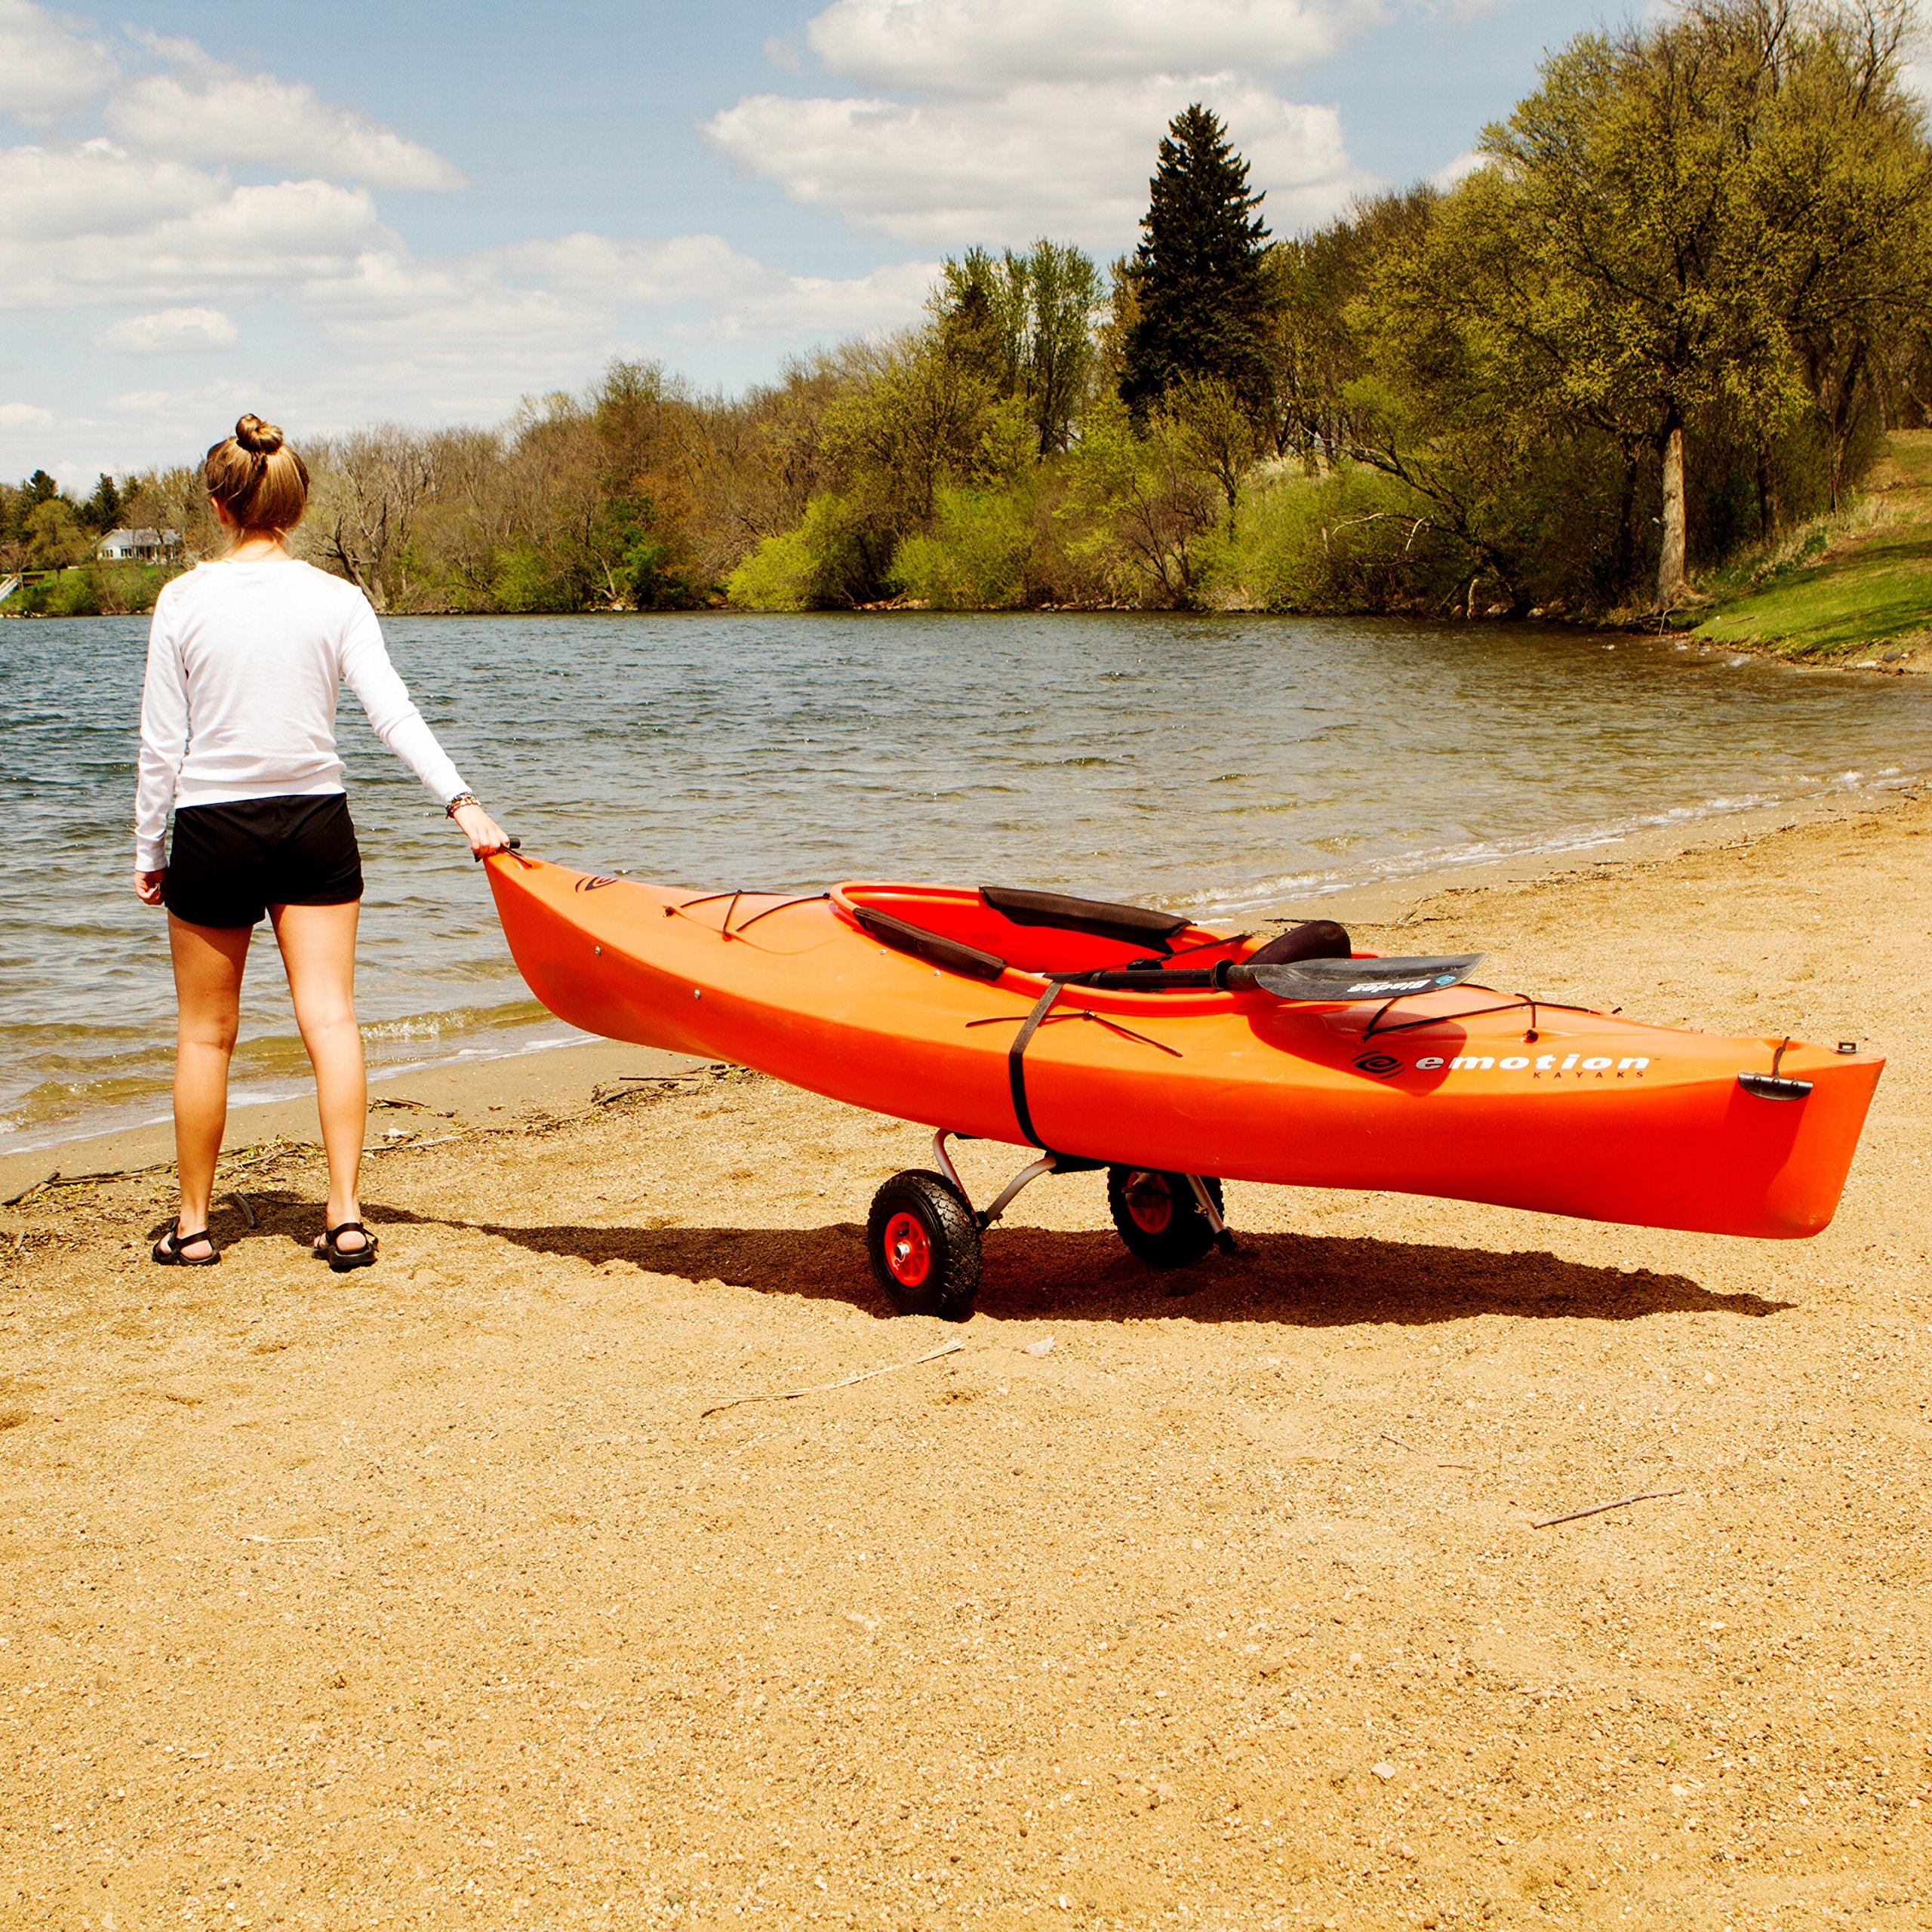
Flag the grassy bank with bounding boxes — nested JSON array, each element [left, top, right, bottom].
[[0, 560, 176, 617], [1690, 429, 1932, 664]]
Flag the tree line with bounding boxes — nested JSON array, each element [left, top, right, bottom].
[[7, 0, 1928, 623], [0, 467, 199, 613]]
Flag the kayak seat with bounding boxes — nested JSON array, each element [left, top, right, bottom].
[[980, 886, 1189, 952], [1248, 919, 1352, 967]]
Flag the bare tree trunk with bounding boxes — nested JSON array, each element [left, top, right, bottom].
[[1755, 446, 1778, 540], [328, 521, 370, 600], [1827, 340, 1869, 512], [1656, 413, 1690, 613], [1613, 446, 1638, 593]]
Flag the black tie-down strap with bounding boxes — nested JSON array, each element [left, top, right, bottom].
[[969, 981, 1183, 1156], [1005, 981, 1063, 1152]]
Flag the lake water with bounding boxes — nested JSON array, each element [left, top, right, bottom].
[[5, 611, 1929, 1155]]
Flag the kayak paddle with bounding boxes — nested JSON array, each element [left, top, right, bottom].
[[1066, 953, 1485, 1001]]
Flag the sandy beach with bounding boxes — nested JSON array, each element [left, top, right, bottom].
[[3, 791, 1929, 1931]]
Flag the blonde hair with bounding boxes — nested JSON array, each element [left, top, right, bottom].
[[205, 414, 309, 537]]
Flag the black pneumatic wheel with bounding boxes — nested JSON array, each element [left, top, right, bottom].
[[866, 1170, 982, 1320], [1107, 1167, 1225, 1269]]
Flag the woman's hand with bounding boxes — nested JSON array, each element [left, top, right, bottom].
[[135, 868, 167, 905], [451, 801, 512, 859]]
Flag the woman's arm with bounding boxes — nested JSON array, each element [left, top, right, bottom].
[[133, 595, 188, 898], [340, 599, 508, 854]]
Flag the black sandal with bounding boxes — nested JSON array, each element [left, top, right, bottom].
[[152, 1223, 220, 1267], [314, 1220, 379, 1272]]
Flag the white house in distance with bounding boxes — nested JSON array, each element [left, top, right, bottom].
[[97, 528, 181, 563]]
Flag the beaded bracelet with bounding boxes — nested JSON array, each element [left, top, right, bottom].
[[445, 791, 481, 818]]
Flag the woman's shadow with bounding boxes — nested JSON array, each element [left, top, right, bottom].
[[340, 1201, 1790, 1328]]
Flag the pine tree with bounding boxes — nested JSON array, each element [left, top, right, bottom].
[[81, 472, 123, 534], [1118, 105, 1273, 423]]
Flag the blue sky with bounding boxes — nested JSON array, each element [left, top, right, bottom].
[[1, 0, 1628, 482]]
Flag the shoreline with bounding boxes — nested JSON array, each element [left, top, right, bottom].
[[9, 774, 1917, 1203], [1297, 775, 1924, 923], [0, 1038, 712, 1204], [8, 597, 1926, 669]]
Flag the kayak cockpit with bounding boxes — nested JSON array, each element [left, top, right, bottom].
[[832, 881, 1354, 988]]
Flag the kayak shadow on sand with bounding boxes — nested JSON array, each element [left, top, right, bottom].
[[356, 1203, 1792, 1328]]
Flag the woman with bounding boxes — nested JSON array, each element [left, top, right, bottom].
[[134, 414, 508, 1271]]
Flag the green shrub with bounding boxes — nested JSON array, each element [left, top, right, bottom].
[[890, 486, 1034, 608], [1223, 466, 1434, 611], [2, 564, 187, 617], [490, 548, 577, 614], [724, 528, 817, 611], [45, 569, 103, 617], [123, 565, 171, 613], [724, 494, 875, 610]]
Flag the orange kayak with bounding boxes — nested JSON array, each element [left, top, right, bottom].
[[486, 851, 1881, 1304]]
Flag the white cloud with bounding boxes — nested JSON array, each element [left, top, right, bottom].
[[0, 144, 386, 307], [0, 139, 217, 243], [1431, 146, 1490, 189], [105, 53, 466, 191], [702, 259, 940, 339], [5, 379, 256, 482], [0, 10, 946, 467], [296, 241, 943, 407], [100, 379, 250, 419], [489, 232, 934, 339], [0, 0, 117, 121], [94, 304, 238, 354], [703, 0, 1428, 248], [286, 249, 623, 423], [0, 10, 463, 189], [707, 75, 1371, 246], [142, 177, 381, 288], [488, 231, 771, 306], [306, 252, 610, 358], [805, 0, 1380, 93]]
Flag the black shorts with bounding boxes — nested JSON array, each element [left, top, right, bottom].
[[163, 793, 364, 930]]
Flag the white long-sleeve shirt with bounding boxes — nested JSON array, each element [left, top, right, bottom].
[[134, 559, 469, 870]]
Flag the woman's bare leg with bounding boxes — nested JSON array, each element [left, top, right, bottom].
[[168, 914, 251, 1255], [270, 900, 368, 1252]]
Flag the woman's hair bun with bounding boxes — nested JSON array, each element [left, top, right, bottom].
[[234, 413, 284, 456], [205, 410, 309, 535]]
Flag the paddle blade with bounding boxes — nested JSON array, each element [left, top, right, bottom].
[[1232, 952, 1485, 1003]]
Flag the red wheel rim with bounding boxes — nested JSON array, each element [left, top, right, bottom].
[[883, 1211, 932, 1287], [1124, 1172, 1173, 1233]]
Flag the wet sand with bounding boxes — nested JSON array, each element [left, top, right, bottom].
[[0, 1041, 709, 1208], [2, 790, 1929, 1930]]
